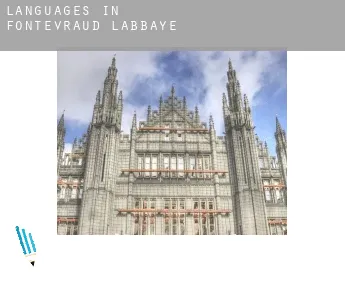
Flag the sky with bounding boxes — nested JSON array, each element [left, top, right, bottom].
[[57, 51, 287, 156]]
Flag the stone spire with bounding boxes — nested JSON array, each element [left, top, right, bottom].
[[78, 54, 123, 235], [222, 58, 269, 235], [222, 92, 227, 105], [112, 55, 116, 69], [195, 106, 200, 124], [264, 141, 269, 153], [72, 137, 77, 151], [132, 111, 137, 129], [228, 58, 233, 71], [102, 56, 118, 109], [147, 105, 152, 121], [58, 111, 65, 131], [226, 58, 244, 112], [209, 114, 215, 130], [95, 90, 101, 106], [57, 111, 66, 176], [276, 115, 284, 135], [243, 93, 250, 113], [275, 115, 287, 188], [171, 84, 175, 98]]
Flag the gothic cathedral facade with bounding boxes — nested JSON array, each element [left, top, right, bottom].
[[57, 56, 287, 235]]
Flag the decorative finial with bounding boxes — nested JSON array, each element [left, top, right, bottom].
[[58, 111, 65, 129], [112, 54, 116, 68], [228, 59, 233, 70], [131, 111, 137, 129], [243, 93, 249, 110], [147, 105, 152, 120], [195, 106, 200, 123], [276, 115, 282, 132], [209, 114, 214, 129], [171, 84, 175, 97], [96, 90, 101, 104]]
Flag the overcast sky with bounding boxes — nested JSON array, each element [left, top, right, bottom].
[[57, 51, 287, 156]]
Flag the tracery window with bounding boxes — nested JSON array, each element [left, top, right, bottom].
[[71, 188, 77, 199], [133, 198, 156, 235], [192, 199, 216, 235], [265, 189, 271, 201]]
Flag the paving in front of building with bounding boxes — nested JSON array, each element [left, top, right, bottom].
[[57, 57, 287, 235]]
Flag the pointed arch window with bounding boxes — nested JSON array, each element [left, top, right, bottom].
[[144, 156, 150, 177], [171, 156, 177, 177], [275, 189, 282, 203], [190, 156, 196, 177], [163, 156, 169, 177], [265, 189, 271, 201], [138, 156, 144, 176], [60, 188, 66, 199], [204, 156, 210, 178], [197, 157, 203, 178], [151, 156, 157, 177], [71, 188, 77, 199]]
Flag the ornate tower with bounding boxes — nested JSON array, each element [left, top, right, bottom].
[[78, 56, 123, 235], [223, 60, 269, 235], [275, 116, 287, 187], [57, 112, 65, 177]]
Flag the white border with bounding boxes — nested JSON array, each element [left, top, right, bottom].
[[1, 51, 344, 282]]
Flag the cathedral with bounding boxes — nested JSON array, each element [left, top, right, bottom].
[[57, 56, 287, 235]]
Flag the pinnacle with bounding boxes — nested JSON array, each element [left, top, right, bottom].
[[58, 111, 65, 129], [132, 111, 137, 127], [96, 90, 101, 104], [111, 54, 116, 68], [209, 114, 214, 128], [276, 115, 282, 133], [222, 93, 227, 103], [243, 93, 250, 110], [228, 58, 233, 70], [171, 84, 175, 97]]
